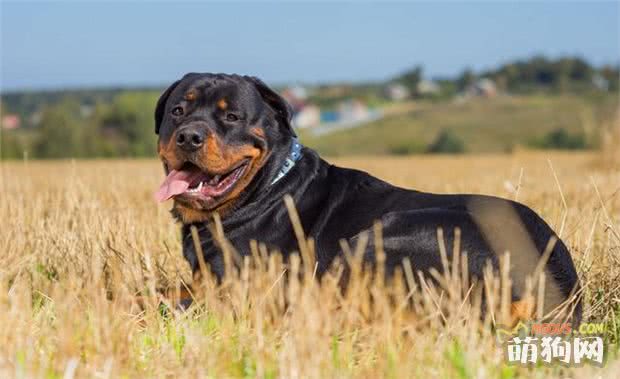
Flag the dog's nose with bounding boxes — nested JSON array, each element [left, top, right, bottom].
[[176, 125, 206, 152]]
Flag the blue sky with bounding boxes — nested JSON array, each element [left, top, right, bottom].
[[1, 1, 618, 91]]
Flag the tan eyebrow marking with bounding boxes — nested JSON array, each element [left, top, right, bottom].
[[217, 98, 228, 110], [184, 91, 196, 101]]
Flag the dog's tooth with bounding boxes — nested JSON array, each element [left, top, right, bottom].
[[197, 182, 203, 191]]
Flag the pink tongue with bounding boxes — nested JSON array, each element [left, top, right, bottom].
[[154, 170, 194, 202]]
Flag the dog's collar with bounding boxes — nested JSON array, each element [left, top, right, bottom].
[[271, 138, 303, 185]]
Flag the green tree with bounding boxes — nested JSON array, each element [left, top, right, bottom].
[[396, 65, 423, 94], [34, 101, 89, 158], [456, 68, 476, 92], [100, 92, 160, 156]]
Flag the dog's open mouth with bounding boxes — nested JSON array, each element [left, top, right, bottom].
[[154, 160, 249, 203]]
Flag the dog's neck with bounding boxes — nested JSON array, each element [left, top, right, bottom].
[[270, 138, 303, 185]]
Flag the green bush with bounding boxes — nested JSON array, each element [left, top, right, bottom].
[[0, 131, 26, 159], [533, 128, 588, 150], [426, 129, 466, 154]]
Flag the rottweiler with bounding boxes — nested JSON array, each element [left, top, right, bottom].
[[154, 73, 582, 323]]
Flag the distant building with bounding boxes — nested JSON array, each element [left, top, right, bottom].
[[383, 83, 410, 101], [311, 99, 383, 136], [29, 111, 43, 126], [80, 104, 94, 118], [1, 114, 21, 130], [592, 74, 609, 91], [336, 99, 371, 122], [292, 105, 320, 129], [281, 85, 320, 128], [284, 85, 308, 101], [466, 78, 497, 98], [416, 80, 440, 96]]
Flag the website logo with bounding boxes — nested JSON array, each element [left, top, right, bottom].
[[496, 321, 606, 367]]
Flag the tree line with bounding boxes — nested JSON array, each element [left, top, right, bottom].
[[1, 55, 618, 159], [1, 91, 160, 159], [394, 55, 619, 96]]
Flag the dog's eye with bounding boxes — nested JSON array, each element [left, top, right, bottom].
[[226, 113, 239, 122], [171, 106, 184, 116]]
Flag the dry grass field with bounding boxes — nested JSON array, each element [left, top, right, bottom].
[[1, 150, 619, 378]]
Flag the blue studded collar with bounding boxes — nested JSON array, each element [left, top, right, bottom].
[[271, 138, 303, 185]]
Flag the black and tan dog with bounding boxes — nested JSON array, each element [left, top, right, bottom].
[[154, 73, 582, 323]]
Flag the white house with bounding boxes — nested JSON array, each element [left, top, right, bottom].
[[292, 105, 321, 129]]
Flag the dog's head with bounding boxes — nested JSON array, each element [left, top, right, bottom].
[[154, 73, 295, 223]]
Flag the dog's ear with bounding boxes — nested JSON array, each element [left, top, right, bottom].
[[155, 79, 181, 135], [245, 76, 296, 137]]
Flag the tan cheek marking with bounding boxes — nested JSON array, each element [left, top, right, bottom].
[[206, 135, 219, 156], [201, 135, 239, 172], [218, 146, 264, 201], [217, 98, 228, 110], [158, 135, 183, 169], [250, 127, 265, 138]]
